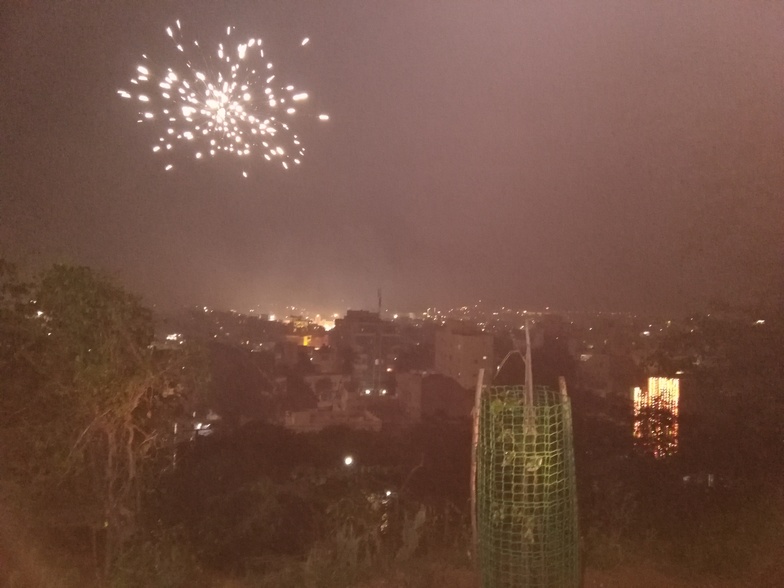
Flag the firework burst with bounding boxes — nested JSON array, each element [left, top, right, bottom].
[[118, 20, 328, 176]]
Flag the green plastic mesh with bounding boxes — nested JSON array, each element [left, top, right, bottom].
[[477, 385, 579, 588]]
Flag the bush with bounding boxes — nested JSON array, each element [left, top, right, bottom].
[[109, 527, 206, 588]]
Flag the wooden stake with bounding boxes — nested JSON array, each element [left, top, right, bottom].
[[524, 319, 533, 405], [470, 367, 485, 566]]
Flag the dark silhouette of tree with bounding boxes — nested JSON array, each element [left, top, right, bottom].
[[0, 262, 206, 579]]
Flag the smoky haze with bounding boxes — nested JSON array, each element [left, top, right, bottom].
[[1, 1, 782, 314]]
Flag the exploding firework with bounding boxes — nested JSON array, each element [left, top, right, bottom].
[[118, 21, 328, 176]]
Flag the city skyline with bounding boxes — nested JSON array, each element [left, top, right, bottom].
[[2, 1, 783, 315]]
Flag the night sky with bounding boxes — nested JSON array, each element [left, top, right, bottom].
[[2, 1, 782, 315]]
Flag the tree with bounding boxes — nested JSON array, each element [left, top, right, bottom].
[[649, 310, 784, 480], [0, 262, 205, 579]]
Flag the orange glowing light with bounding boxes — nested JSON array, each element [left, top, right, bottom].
[[633, 377, 679, 458]]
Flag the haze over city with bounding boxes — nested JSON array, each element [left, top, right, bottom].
[[4, 3, 784, 586], [2, 0, 782, 314]]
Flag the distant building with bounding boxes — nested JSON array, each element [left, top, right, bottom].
[[284, 333, 328, 348], [309, 345, 339, 374], [331, 310, 400, 393], [305, 374, 351, 409], [434, 321, 494, 389], [578, 350, 642, 400], [281, 371, 383, 432], [397, 372, 474, 422], [282, 407, 382, 433], [396, 372, 424, 422], [578, 353, 612, 397], [279, 340, 306, 368], [286, 315, 311, 330], [633, 377, 680, 458]]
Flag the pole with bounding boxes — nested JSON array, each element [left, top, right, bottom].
[[524, 319, 533, 405], [471, 367, 485, 567], [374, 288, 381, 393]]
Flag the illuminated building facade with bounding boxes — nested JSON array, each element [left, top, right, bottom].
[[633, 377, 679, 458], [434, 321, 494, 390]]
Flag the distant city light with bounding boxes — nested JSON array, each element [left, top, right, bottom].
[[755, 319, 765, 325], [343, 455, 354, 466]]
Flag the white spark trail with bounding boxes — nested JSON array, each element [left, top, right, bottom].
[[118, 21, 329, 177]]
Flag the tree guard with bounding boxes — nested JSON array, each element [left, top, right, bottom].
[[476, 384, 579, 587]]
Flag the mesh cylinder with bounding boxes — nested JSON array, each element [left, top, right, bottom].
[[477, 385, 579, 588]]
